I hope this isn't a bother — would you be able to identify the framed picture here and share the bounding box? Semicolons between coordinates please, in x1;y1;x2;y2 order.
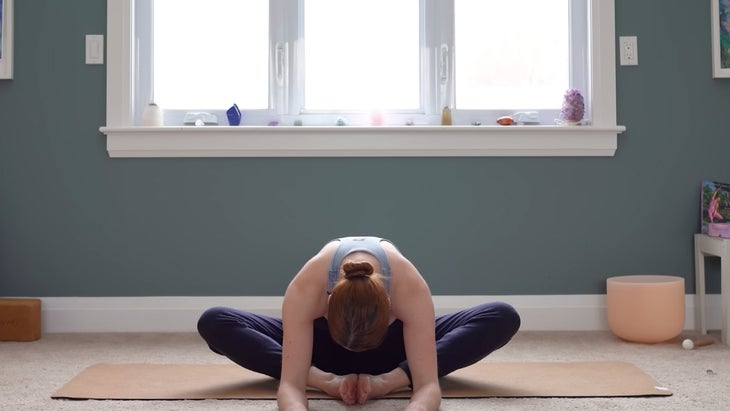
712;0;730;78
0;0;13;79
701;180;730;238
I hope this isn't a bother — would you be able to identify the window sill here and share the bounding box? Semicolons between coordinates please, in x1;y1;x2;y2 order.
99;125;626;158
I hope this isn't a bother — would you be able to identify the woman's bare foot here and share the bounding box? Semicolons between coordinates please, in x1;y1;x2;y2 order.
355;368;411;404
356;374;387;404
307;367;358;405
338;374;359;405
308;367;409;405
356;374;372;404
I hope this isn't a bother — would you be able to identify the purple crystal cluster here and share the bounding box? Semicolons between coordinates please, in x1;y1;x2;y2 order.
560;89;585;122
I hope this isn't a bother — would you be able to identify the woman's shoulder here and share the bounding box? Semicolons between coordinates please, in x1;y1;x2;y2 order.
380;239;408;264
316;240;341;259
294;240;339;278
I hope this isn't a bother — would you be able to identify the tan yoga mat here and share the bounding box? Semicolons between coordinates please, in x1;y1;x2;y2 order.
52;361;672;400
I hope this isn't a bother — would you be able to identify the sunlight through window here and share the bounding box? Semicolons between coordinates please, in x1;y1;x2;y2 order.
455;0;569;110
303;0;420;111
153;0;269;110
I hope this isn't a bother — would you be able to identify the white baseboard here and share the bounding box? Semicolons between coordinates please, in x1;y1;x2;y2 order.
35;294;722;333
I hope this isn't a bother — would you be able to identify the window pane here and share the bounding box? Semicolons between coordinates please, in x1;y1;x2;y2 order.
153;0;269;110
304;0;420;111
455;0;569;110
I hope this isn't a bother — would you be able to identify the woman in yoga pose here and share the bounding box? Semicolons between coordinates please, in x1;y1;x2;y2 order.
197;236;520;411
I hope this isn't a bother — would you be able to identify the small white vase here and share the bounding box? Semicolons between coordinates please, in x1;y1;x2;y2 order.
142;103;163;126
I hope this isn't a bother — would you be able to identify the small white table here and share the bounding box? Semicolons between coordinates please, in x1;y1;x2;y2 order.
694;233;730;344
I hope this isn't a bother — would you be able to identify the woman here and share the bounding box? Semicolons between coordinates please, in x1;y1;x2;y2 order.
198;236;520;410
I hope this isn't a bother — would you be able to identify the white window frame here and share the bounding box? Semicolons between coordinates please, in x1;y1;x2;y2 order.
100;0;625;158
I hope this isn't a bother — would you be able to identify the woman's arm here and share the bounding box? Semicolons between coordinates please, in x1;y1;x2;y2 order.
277;289;314;411
387;248;441;411
400;288;441;411
277;247;332;411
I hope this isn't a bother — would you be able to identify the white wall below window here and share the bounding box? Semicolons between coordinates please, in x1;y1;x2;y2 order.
37;294;718;333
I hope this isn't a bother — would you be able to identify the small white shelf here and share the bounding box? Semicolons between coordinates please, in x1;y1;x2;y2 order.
99;125;626;158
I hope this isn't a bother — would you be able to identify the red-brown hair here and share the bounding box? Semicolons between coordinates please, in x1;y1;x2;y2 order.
327;261;391;351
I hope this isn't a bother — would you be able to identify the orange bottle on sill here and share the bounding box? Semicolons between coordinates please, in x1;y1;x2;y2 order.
441;106;452;125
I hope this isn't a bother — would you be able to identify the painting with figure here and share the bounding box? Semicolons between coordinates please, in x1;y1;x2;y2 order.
701;180;730;238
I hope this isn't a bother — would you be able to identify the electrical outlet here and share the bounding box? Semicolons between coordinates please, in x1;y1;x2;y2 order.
619;36;638;66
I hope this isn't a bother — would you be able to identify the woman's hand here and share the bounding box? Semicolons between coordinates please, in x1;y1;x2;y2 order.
276;381;308;411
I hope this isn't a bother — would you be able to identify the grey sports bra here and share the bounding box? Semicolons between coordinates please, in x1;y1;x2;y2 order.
327;236;392;294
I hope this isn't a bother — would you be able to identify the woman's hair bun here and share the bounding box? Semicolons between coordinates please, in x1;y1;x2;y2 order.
342;261;374;279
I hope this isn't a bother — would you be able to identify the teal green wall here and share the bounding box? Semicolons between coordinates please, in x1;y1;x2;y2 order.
1;0;728;297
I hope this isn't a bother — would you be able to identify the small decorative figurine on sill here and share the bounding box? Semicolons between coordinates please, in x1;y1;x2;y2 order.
226;104;242;126
441;106;452;125
559;89;585;125
370;110;384;126
496;116;514;126
142;102;163;126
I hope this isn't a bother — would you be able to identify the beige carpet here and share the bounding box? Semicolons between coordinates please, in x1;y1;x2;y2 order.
3;331;729;410
52;361;670;400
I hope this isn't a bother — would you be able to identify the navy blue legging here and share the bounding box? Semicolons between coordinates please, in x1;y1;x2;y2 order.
197;302;520;382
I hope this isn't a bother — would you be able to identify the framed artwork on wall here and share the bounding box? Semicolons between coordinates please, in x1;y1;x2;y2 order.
712;0;730;78
0;0;13;80
701;179;730;238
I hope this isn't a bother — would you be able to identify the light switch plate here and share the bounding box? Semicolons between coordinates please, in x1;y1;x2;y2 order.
85;34;104;65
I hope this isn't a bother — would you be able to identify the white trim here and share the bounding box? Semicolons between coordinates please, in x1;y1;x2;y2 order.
99;125;625;158
36;294;720;333
591;0;618;127
103;0;624;158
0;0;14;80
106;0;133;127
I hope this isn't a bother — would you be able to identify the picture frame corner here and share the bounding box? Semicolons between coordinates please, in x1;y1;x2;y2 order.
711;0;730;78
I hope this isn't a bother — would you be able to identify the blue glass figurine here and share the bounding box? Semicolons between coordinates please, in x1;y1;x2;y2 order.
226;104;242;126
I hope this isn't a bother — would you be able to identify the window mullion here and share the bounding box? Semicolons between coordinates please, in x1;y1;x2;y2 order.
570;0;590;122
589;0;617;127
134;0;154;126
290;0;303;119
424;0;454;121
270;0;289;117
